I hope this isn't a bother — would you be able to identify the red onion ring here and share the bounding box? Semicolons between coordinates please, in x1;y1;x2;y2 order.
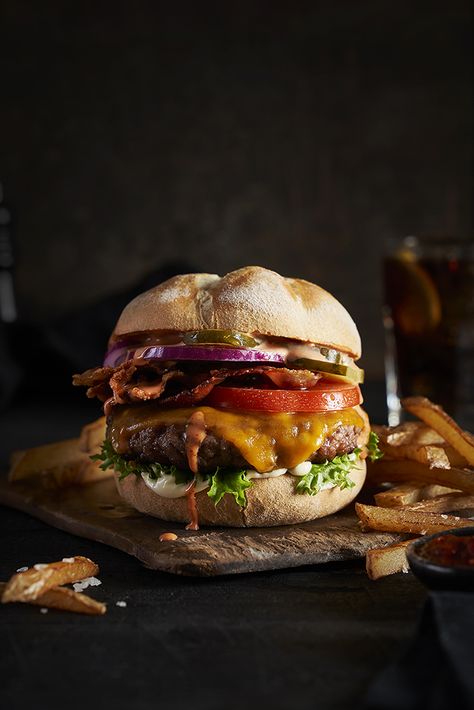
103;344;129;368
103;344;285;368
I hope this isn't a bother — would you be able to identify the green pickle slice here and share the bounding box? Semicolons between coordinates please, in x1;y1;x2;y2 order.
184;329;259;348
291;358;365;384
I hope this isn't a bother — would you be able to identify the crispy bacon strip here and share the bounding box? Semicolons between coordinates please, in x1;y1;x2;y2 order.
160;371;229;407
263;368;322;389
109;361;138;403
73;360;168;402
72;366;114;388
73;362;322;412
127;370;182;402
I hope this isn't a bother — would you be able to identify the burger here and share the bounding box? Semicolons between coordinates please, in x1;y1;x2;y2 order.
74;266;379;529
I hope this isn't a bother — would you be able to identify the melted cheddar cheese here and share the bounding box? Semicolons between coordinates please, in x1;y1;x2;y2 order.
109;405;364;473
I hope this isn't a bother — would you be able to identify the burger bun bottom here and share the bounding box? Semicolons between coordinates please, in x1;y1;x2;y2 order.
115;459;366;527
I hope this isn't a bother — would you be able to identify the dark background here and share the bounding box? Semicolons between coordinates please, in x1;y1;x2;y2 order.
0;0;472;379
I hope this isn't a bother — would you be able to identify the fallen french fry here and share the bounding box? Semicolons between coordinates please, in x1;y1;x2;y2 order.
0;582;106;615
401;493;474;514
374;482;458;507
366;540;413;580
355;502;471;535
78;417;106;454
1;556;98;603
9;438;112;488
9;438;82;481
402;397;474;466
367;459;474;494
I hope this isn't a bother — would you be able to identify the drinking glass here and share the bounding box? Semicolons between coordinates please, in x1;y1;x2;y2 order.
383;236;474;429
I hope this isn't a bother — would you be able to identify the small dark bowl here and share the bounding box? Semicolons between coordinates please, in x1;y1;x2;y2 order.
407;527;474;592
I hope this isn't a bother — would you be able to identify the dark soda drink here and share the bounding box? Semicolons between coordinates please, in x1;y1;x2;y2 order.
383;236;474;429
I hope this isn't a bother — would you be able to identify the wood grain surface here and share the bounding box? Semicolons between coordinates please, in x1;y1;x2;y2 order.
0;477;399;576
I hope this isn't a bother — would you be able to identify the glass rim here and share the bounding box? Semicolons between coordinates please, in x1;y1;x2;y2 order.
387;234;474;257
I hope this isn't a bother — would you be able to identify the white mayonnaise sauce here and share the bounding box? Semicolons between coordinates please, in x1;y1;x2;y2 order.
141;472;210;498
288;461;312;476
140;461;337;498
245;468;287;480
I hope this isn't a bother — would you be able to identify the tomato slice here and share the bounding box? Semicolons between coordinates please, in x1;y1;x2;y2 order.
204;381;362;412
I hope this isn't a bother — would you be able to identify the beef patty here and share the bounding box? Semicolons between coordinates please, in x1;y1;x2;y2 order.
113;422;361;473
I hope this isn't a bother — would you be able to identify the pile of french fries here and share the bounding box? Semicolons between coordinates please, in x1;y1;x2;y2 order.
359;397;474;580
8;417;108;488
1;556;106;615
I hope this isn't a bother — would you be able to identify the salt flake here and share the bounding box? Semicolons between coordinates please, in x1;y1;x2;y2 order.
73;577;102;593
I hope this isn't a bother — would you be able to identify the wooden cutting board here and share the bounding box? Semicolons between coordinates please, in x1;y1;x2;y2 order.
0;476;398;576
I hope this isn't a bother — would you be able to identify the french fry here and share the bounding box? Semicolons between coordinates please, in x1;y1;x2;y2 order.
367;459;474;494
384;444;467;469
374;422;469;468
366;540;413;580
9;438;82;481
373;422;444;447
374;482;458;507
402;397;474;466
9;438;112;488
355;502;471;535
78;417;106;454
401;493;474;514
0;582;106;615
1;556;98;603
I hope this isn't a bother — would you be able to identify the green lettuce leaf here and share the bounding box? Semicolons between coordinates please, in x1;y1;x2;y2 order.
295;449;362;496
207;469;252;508
91;440;191;483
92;441;249;508
367;430;384;462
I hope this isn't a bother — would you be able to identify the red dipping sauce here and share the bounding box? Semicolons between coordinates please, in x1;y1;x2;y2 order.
419;534;474;568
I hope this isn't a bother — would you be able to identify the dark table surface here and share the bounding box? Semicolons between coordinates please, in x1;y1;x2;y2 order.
0;385;427;710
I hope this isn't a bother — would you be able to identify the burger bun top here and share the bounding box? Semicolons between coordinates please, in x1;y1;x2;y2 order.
111;266;361;359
